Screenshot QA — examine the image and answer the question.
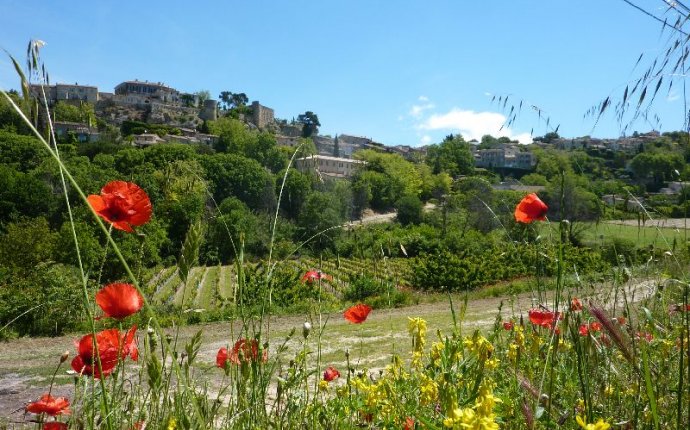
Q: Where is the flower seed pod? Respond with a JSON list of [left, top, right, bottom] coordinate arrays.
[[302, 322, 312, 339]]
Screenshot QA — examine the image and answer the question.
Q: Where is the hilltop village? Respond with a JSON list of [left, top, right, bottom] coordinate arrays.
[[28, 79, 678, 186]]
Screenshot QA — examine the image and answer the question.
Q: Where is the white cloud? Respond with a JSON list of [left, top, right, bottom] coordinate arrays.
[[418, 108, 532, 143], [667, 90, 680, 102], [409, 99, 435, 118], [420, 135, 432, 145]]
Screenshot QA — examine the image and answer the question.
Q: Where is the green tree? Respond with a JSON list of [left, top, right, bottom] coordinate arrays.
[[355, 149, 423, 209], [630, 151, 684, 189], [396, 194, 423, 226], [277, 169, 313, 220], [200, 153, 275, 210], [297, 191, 343, 251], [203, 197, 267, 263], [53, 101, 95, 125], [425, 135, 474, 176], [0, 217, 56, 273], [297, 111, 321, 138]]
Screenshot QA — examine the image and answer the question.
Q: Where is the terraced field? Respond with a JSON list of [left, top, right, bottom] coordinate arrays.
[[146, 257, 414, 310]]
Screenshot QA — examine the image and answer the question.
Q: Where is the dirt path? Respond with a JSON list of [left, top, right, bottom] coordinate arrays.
[[606, 218, 690, 229], [0, 276, 657, 422]]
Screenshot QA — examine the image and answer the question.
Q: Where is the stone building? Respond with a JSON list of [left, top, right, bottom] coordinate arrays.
[[114, 80, 183, 105], [251, 101, 274, 128], [54, 121, 100, 142], [295, 155, 366, 179], [474, 146, 536, 169], [31, 83, 99, 104], [199, 99, 218, 121]]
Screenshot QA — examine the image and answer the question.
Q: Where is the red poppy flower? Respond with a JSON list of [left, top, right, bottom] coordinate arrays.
[[589, 322, 602, 332], [528, 309, 559, 327], [87, 181, 152, 233], [503, 321, 514, 330], [221, 338, 267, 366], [403, 417, 415, 430], [616, 316, 626, 325], [43, 423, 68, 430], [95, 283, 144, 320], [121, 325, 139, 362], [323, 366, 340, 382], [71, 326, 138, 378], [570, 298, 583, 311], [514, 193, 548, 223], [26, 394, 70, 416], [216, 347, 229, 369], [578, 324, 589, 337], [301, 270, 333, 284], [344, 304, 372, 324]]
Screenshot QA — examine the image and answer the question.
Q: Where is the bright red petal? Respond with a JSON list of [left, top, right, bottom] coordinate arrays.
[[515, 193, 548, 223], [91, 181, 152, 232], [216, 347, 229, 369], [43, 423, 68, 430], [95, 283, 144, 320], [323, 366, 340, 381], [87, 194, 106, 212], [344, 304, 372, 324], [26, 394, 70, 416]]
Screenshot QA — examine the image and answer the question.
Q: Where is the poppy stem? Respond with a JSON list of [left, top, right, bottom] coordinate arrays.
[[47, 358, 64, 397]]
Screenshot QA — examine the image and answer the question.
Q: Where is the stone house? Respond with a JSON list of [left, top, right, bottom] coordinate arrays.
[[294, 155, 366, 179]]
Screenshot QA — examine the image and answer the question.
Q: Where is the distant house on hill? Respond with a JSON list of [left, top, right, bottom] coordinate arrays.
[[54, 121, 100, 142], [31, 83, 99, 104], [295, 155, 366, 180], [132, 133, 165, 147], [114, 80, 187, 106]]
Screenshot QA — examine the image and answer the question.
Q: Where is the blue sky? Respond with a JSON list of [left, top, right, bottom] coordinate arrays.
[[0, 1, 685, 146]]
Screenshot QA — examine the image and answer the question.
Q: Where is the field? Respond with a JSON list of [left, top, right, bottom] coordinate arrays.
[[145, 257, 414, 311], [536, 219, 690, 248], [0, 274, 657, 421]]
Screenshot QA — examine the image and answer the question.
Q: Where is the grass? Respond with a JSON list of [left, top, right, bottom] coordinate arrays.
[[538, 220, 688, 248], [195, 265, 220, 309]]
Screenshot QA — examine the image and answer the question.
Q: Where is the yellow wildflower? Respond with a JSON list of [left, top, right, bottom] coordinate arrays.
[[576, 416, 611, 430], [166, 418, 177, 430], [514, 325, 525, 346], [507, 343, 519, 362], [485, 357, 500, 370], [419, 373, 438, 405], [559, 338, 572, 351], [408, 317, 427, 352]]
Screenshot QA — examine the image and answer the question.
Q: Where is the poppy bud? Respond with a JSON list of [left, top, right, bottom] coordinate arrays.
[[60, 351, 70, 363], [303, 322, 312, 339]]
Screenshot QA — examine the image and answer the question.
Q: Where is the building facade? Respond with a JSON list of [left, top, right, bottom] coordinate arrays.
[[114, 80, 182, 105], [31, 83, 99, 104], [294, 155, 366, 179]]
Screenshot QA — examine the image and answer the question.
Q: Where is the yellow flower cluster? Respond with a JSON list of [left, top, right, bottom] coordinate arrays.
[[408, 317, 427, 352], [442, 382, 500, 429], [575, 416, 611, 430], [464, 333, 494, 361], [419, 373, 439, 405]]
